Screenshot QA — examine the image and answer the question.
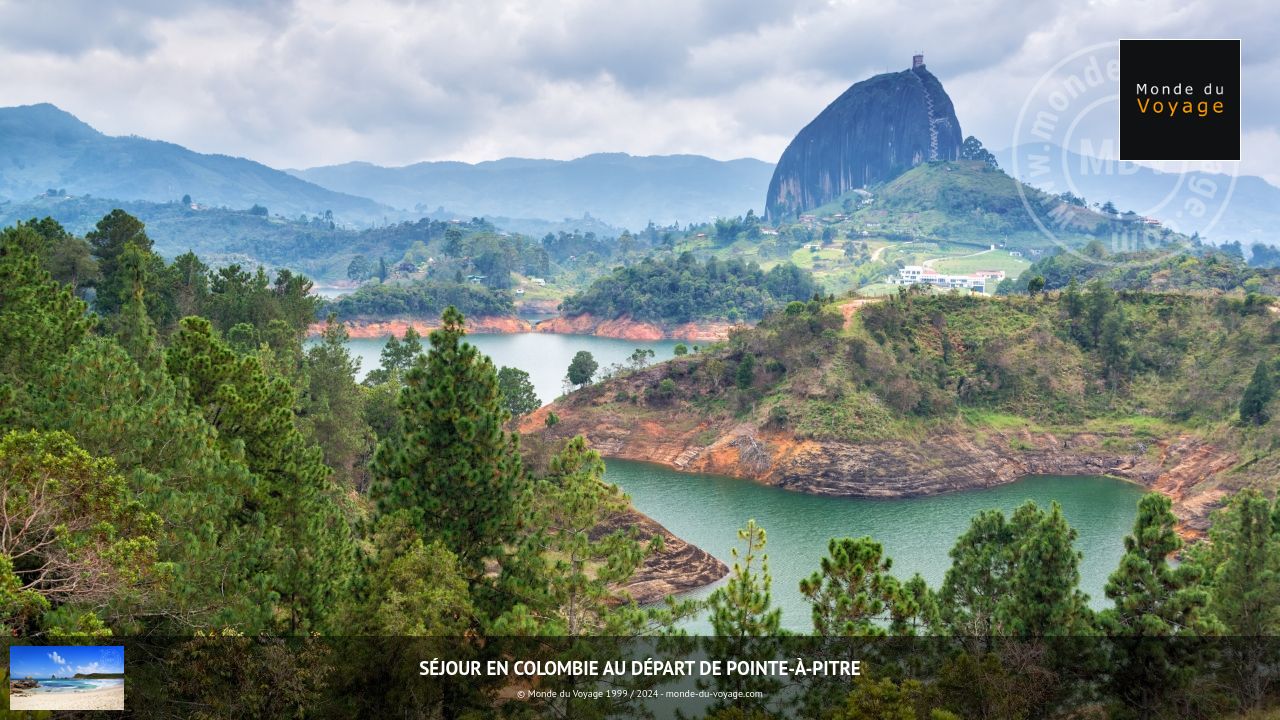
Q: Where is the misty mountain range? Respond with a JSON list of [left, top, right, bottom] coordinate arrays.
[[994, 144, 1280, 250], [289, 154, 774, 231], [0, 104, 391, 223], [0, 103, 771, 231], [1, 102, 1278, 247]]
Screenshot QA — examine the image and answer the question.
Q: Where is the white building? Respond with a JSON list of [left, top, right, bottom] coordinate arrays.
[[895, 265, 1006, 294]]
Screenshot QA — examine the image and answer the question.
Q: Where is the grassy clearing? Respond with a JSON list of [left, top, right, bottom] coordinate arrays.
[[959, 408, 1040, 431], [931, 250, 1031, 276]]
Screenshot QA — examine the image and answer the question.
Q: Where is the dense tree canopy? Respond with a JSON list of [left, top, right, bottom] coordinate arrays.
[[328, 279, 514, 319], [560, 253, 820, 323], [7, 207, 1280, 717]]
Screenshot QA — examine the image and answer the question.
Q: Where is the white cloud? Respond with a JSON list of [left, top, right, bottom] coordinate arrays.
[[0, 0, 1276, 172], [74, 661, 109, 675], [48, 651, 65, 665]]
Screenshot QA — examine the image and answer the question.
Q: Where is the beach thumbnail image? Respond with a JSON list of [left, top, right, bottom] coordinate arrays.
[[8, 645, 125, 711]]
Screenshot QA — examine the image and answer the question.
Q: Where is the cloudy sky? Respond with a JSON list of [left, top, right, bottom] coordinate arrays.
[[2, 0, 1278, 181]]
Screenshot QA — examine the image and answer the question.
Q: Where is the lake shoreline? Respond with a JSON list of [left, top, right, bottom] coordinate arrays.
[[313, 315, 739, 342], [521, 387, 1234, 541]]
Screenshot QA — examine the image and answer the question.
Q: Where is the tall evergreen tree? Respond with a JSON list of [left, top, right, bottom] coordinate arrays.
[[1194, 490, 1280, 710], [3, 217, 98, 291], [86, 209, 152, 315], [36, 337, 269, 631], [996, 502, 1093, 636], [370, 307, 527, 571], [942, 502, 1092, 637], [112, 242, 163, 371], [1100, 493, 1218, 718], [340, 512, 474, 636], [939, 509, 1017, 637], [707, 519, 782, 638], [167, 317, 356, 632], [299, 315, 374, 489], [1102, 493, 1214, 635], [800, 536, 937, 636], [1201, 490, 1280, 636], [495, 436, 668, 635], [1239, 360, 1274, 425], [703, 520, 787, 718], [382, 326, 423, 373], [0, 226, 95, 427]]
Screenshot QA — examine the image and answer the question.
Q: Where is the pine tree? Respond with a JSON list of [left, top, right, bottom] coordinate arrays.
[[996, 502, 1093, 636], [1202, 490, 1280, 636], [801, 536, 936, 636], [496, 436, 668, 635], [167, 317, 356, 632], [0, 226, 95, 425], [382, 326, 423, 373], [736, 353, 756, 390], [300, 315, 375, 489], [1100, 493, 1218, 717], [942, 502, 1092, 638], [36, 337, 271, 631], [1102, 493, 1213, 635], [703, 520, 786, 718], [1084, 279, 1114, 346], [1194, 490, 1280, 710], [1063, 277, 1083, 319], [112, 242, 163, 371], [370, 307, 527, 571], [340, 512, 473, 636], [939, 509, 1017, 637], [86, 209, 152, 315], [1239, 360, 1274, 425], [707, 519, 782, 638]]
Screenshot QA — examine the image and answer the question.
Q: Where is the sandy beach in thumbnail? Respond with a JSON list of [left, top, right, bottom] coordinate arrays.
[[9, 683, 125, 711]]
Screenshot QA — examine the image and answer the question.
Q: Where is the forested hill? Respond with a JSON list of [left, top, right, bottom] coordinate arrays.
[[558, 253, 820, 324], [1005, 240, 1280, 295], [553, 289, 1276, 439], [532, 287, 1280, 537], [0, 210, 720, 648], [0, 194, 495, 282], [327, 280, 515, 320]]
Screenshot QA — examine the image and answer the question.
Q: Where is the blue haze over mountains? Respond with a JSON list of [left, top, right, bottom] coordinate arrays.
[[0, 103, 772, 232], [289, 154, 775, 232], [1, 102, 1278, 250], [0, 104, 391, 223], [994, 144, 1280, 250]]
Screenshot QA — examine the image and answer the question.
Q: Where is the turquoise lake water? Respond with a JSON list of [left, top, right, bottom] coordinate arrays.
[[605, 461, 1145, 633], [337, 332, 1146, 633]]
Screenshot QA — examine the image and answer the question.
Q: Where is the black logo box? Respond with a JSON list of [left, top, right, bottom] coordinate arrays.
[[1120, 39, 1240, 161]]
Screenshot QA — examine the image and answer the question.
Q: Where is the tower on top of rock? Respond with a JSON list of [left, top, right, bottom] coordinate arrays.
[[912, 53, 925, 70]]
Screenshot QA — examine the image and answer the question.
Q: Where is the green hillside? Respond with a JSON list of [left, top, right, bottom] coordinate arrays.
[[1007, 241, 1280, 295], [815, 160, 1167, 255]]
